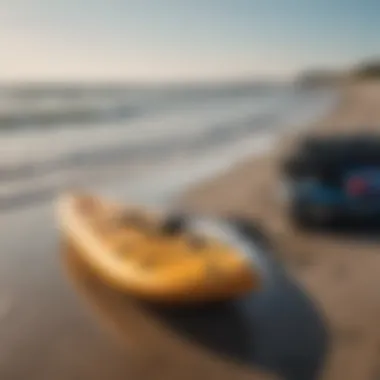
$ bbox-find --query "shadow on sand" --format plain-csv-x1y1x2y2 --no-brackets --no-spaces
143,254,329,380
61,230,329,380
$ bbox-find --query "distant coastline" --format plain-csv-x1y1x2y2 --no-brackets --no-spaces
296,59,380,88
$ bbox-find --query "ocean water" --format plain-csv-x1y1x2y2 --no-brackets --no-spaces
0,82,338,210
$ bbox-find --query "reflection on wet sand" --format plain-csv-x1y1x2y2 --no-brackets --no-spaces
62,236,328,380
61,242,278,380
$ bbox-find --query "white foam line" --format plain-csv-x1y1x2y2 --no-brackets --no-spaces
0,97,276,168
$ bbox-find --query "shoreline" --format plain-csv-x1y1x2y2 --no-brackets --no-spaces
176,87,341,211
179,81,380,380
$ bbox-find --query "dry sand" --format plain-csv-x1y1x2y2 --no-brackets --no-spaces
180,80,380,380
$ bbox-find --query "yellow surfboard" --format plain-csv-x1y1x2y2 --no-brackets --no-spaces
56,193,260,304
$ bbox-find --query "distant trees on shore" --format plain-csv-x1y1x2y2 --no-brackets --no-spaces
296,59,380,87
351,60,380,79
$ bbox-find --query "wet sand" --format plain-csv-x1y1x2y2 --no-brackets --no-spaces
0,186,289,380
181,81,380,380
0,198,327,380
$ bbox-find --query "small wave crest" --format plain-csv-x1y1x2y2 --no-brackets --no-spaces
0,82,281,131
0,84,337,211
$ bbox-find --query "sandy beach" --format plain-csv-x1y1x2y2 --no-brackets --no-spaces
0,81,379,380
180,80,380,380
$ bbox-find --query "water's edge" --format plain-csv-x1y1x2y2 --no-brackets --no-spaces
0,85,338,212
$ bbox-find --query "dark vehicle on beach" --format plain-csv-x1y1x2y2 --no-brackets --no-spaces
281,133,380,227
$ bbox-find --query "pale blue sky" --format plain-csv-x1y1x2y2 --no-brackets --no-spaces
0,0,379,81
